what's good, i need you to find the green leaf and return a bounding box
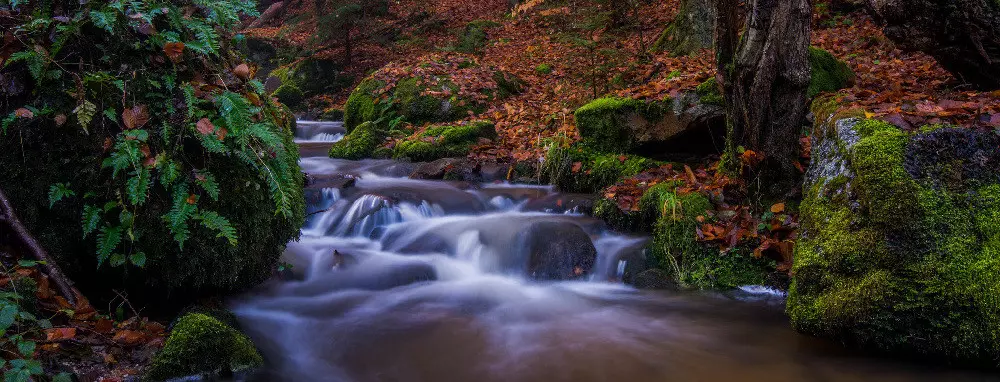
[195,171,220,201]
[196,210,238,246]
[16,341,34,357]
[82,205,102,237]
[109,253,126,267]
[96,225,123,263]
[48,183,76,208]
[130,252,147,267]
[73,100,97,133]
[0,305,17,331]
[16,260,38,268]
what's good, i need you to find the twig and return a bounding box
[0,187,80,306]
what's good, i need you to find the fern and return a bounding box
[216,91,253,134]
[89,8,118,33]
[96,225,123,266]
[195,210,238,246]
[81,205,102,238]
[48,183,75,208]
[195,171,220,201]
[5,51,45,81]
[163,185,196,249]
[126,168,151,206]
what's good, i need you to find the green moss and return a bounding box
[542,143,659,194]
[492,71,526,98]
[272,84,304,109]
[456,20,499,53]
[695,77,724,106]
[574,97,666,154]
[268,58,352,96]
[145,313,262,381]
[789,119,1000,366]
[643,186,771,289]
[320,108,345,121]
[808,47,855,99]
[343,79,383,132]
[329,121,387,160]
[394,121,495,161]
[535,63,554,75]
[394,77,446,124]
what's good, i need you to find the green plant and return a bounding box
[535,63,554,75]
[0,1,303,292]
[0,262,72,382]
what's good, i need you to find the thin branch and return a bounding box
[0,187,80,306]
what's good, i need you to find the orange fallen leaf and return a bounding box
[196,118,215,135]
[113,330,147,346]
[94,319,114,334]
[770,203,785,214]
[163,42,185,62]
[14,108,33,118]
[45,327,77,341]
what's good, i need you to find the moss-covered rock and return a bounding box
[808,47,855,98]
[269,57,354,98]
[273,84,304,109]
[542,144,660,194]
[574,97,668,154]
[492,70,527,98]
[145,313,262,381]
[789,117,1000,366]
[329,121,388,160]
[319,108,345,121]
[696,77,724,106]
[394,121,496,161]
[456,20,500,54]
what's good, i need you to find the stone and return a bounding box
[518,221,598,280]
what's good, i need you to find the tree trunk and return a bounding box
[654,0,716,56]
[868,0,1000,90]
[715,0,812,198]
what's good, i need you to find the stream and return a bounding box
[230,121,994,382]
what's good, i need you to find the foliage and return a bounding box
[542,143,659,194]
[145,313,262,381]
[0,0,304,298]
[394,121,496,161]
[313,0,390,65]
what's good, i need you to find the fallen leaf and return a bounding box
[163,42,185,62]
[196,118,214,135]
[94,319,114,334]
[233,63,252,80]
[54,114,67,126]
[121,105,150,130]
[45,327,77,341]
[770,203,785,214]
[14,108,33,118]
[571,162,583,173]
[113,330,146,346]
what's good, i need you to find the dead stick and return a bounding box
[0,188,78,306]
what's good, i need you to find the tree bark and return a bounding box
[248,1,290,29]
[868,0,1000,90]
[0,188,80,306]
[655,0,716,56]
[714,0,812,198]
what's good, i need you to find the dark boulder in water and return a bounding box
[518,221,598,280]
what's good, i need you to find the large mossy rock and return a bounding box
[541,144,660,194]
[788,117,1000,366]
[394,121,496,161]
[269,57,354,98]
[573,95,725,155]
[328,121,388,160]
[145,313,263,381]
[596,183,773,289]
[808,47,855,98]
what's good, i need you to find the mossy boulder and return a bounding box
[272,84,304,109]
[696,77,724,106]
[788,117,1000,366]
[573,95,725,156]
[269,57,353,98]
[343,58,522,133]
[145,313,262,381]
[237,36,279,80]
[808,47,855,98]
[542,144,660,194]
[394,121,496,161]
[456,20,500,54]
[0,113,305,308]
[328,121,388,160]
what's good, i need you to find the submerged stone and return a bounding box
[789,117,1000,366]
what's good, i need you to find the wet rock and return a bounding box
[410,158,482,181]
[789,117,1000,366]
[395,121,496,162]
[518,221,598,280]
[633,269,679,291]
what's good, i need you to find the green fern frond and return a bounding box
[81,205,102,238]
[195,210,238,246]
[48,183,75,208]
[96,225,123,266]
[195,171,220,201]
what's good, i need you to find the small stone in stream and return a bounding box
[410,158,481,181]
[520,221,598,280]
[633,269,680,291]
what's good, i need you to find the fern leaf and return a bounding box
[81,205,102,238]
[48,183,75,208]
[96,225,123,265]
[195,171,220,201]
[196,210,238,246]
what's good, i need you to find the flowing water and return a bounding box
[231,121,995,382]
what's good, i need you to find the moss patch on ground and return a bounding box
[789,118,1000,366]
[542,143,660,194]
[145,313,262,381]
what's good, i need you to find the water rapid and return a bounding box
[230,122,993,382]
